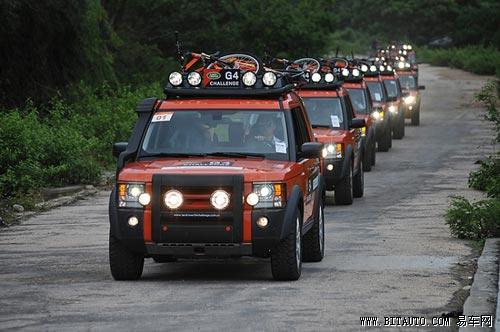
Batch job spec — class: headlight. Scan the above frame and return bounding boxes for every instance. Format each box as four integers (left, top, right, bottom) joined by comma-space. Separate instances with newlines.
262, 72, 277, 86
352, 69, 360, 77
187, 72, 201, 86
118, 183, 146, 208
371, 110, 381, 120
404, 95, 416, 105
169, 72, 183, 86
361, 64, 368, 72
324, 73, 334, 83
242, 71, 257, 87
342, 68, 350, 77
388, 105, 397, 113
138, 193, 151, 206
210, 190, 230, 210
250, 183, 285, 208
323, 143, 342, 159
311, 72, 322, 82
164, 189, 183, 209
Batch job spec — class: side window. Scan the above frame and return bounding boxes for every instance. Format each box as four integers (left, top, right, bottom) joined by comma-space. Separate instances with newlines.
291, 107, 308, 151
396, 79, 403, 97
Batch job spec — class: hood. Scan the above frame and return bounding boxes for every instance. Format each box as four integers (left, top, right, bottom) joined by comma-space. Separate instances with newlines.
118, 157, 301, 183
313, 127, 348, 143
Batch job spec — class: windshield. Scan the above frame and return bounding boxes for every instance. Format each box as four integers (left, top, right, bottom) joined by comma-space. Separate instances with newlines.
399, 76, 416, 90
346, 88, 369, 114
302, 97, 345, 129
140, 109, 290, 161
366, 82, 385, 102
383, 79, 399, 98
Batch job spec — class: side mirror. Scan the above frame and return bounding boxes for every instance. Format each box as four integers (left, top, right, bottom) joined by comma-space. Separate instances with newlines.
300, 142, 323, 159
418, 85, 426, 90
113, 142, 128, 158
350, 118, 365, 129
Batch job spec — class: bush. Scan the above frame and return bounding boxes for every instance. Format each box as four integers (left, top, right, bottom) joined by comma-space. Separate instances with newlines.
446, 196, 500, 240
469, 156, 500, 197
0, 82, 162, 198
418, 46, 500, 77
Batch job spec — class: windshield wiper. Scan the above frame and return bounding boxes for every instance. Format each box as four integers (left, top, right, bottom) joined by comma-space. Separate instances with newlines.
312, 124, 331, 128
205, 152, 266, 158
140, 152, 207, 158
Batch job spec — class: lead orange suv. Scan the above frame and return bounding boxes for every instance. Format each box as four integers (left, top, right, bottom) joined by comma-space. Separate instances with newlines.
109, 59, 325, 281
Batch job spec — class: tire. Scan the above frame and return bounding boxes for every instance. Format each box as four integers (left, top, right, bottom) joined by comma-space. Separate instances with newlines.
363, 144, 372, 172
371, 140, 376, 166
353, 159, 364, 198
411, 104, 420, 126
271, 209, 302, 281
378, 126, 391, 152
109, 235, 144, 280
393, 112, 405, 139
303, 199, 325, 262
334, 163, 353, 205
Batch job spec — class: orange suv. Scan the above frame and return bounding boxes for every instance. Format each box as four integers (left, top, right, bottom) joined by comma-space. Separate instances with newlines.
109, 59, 325, 281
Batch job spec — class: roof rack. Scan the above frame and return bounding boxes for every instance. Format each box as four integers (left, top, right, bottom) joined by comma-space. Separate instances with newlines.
164, 53, 308, 98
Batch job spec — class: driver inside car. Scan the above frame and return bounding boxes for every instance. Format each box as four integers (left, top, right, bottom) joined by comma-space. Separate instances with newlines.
247, 114, 287, 153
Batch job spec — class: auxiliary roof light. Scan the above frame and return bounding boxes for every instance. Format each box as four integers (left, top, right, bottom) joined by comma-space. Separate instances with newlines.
262, 72, 277, 87
311, 72, 322, 83
187, 72, 202, 86
242, 71, 257, 87
324, 73, 334, 83
169, 72, 183, 86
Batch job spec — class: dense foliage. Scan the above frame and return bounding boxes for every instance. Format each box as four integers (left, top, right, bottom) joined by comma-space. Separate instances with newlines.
446, 81, 500, 241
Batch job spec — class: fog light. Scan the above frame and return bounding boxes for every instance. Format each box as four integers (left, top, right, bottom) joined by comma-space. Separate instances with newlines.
164, 190, 183, 209
128, 216, 139, 227
246, 192, 259, 206
138, 193, 151, 206
327, 164, 334, 171
210, 190, 230, 210
256, 216, 269, 228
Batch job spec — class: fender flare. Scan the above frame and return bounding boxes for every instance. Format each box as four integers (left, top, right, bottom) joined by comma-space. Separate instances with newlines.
312, 174, 325, 221
280, 185, 303, 240
109, 189, 119, 237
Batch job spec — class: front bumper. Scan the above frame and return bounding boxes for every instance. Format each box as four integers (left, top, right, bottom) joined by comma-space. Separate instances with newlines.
322, 158, 345, 190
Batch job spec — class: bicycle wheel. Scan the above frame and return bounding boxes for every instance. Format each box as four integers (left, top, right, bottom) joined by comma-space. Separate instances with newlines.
207, 53, 261, 73
287, 58, 321, 73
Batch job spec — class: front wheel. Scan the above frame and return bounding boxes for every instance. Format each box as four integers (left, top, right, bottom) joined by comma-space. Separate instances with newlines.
109, 236, 144, 280
363, 145, 372, 172
378, 126, 391, 152
411, 105, 420, 126
334, 164, 353, 205
353, 159, 364, 198
393, 112, 405, 139
271, 209, 302, 281
303, 199, 325, 262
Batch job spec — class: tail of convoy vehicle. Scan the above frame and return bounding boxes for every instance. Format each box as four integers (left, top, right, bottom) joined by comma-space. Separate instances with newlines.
343, 62, 377, 172
364, 65, 392, 152
395, 59, 426, 126
293, 58, 366, 205
379, 65, 407, 139
109, 53, 325, 281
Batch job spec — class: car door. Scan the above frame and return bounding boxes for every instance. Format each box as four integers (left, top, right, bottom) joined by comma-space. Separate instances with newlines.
291, 107, 320, 223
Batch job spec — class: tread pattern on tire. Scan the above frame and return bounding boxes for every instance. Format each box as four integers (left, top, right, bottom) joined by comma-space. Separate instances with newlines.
353, 160, 364, 198
271, 210, 301, 281
303, 202, 324, 262
334, 166, 353, 205
109, 235, 144, 280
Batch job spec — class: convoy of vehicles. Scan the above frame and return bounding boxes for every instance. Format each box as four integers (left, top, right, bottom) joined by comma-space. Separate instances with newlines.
109, 42, 422, 281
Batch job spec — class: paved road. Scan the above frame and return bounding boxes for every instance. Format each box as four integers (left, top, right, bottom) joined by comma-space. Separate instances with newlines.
0, 65, 495, 331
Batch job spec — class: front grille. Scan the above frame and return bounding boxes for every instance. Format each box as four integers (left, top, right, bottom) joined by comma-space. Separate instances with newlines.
152, 174, 243, 244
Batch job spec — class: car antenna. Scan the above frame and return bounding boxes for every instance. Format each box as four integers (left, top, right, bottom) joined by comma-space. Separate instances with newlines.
174, 31, 184, 68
